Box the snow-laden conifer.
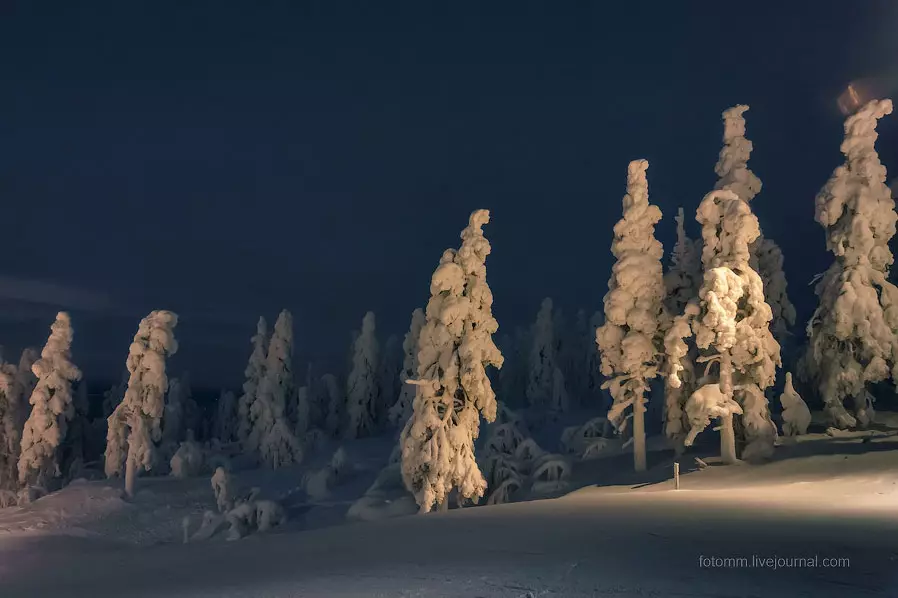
[105,310,178,497]
[237,317,267,452]
[322,373,343,435]
[400,210,504,513]
[595,160,667,472]
[779,372,810,436]
[162,376,186,447]
[0,361,21,491]
[526,298,558,411]
[377,334,402,424]
[804,99,898,428]
[12,348,38,433]
[214,390,237,443]
[18,312,82,488]
[714,104,795,339]
[253,310,302,468]
[389,308,426,426]
[664,188,780,463]
[345,311,380,439]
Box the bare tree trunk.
[124,455,136,498]
[718,352,738,465]
[438,495,448,512]
[632,387,647,472]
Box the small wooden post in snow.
[674,462,680,490]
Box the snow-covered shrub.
[596,160,667,472]
[526,298,558,411]
[19,312,82,489]
[170,439,205,479]
[303,446,350,501]
[252,310,302,469]
[105,310,179,497]
[804,99,898,429]
[560,416,616,460]
[345,311,380,439]
[400,210,504,513]
[346,463,418,522]
[388,308,426,427]
[529,453,571,496]
[211,466,234,513]
[778,372,811,436]
[735,383,778,462]
[237,317,267,452]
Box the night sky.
[2,1,897,389]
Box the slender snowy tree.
[252,310,302,468]
[714,104,796,340]
[105,310,178,497]
[322,373,344,435]
[345,311,380,439]
[12,348,38,433]
[595,160,667,472]
[662,207,702,452]
[377,334,402,424]
[664,188,781,463]
[214,390,237,443]
[0,361,21,491]
[162,376,186,448]
[237,317,267,452]
[400,209,504,513]
[803,99,898,428]
[102,371,128,419]
[18,313,82,488]
[389,308,426,427]
[526,298,558,411]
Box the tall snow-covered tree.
[662,207,702,452]
[664,188,781,463]
[714,104,796,340]
[400,209,504,513]
[162,376,186,448]
[322,373,344,435]
[12,348,38,433]
[237,317,267,452]
[804,99,898,429]
[526,298,558,411]
[595,160,667,472]
[214,390,237,443]
[389,308,426,427]
[18,313,82,488]
[345,311,380,439]
[105,310,178,497]
[252,310,302,468]
[102,371,128,419]
[377,334,402,424]
[0,361,21,491]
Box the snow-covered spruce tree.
[377,334,402,424]
[595,160,667,472]
[713,104,796,340]
[105,310,178,497]
[400,209,504,513]
[804,99,898,429]
[18,313,82,489]
[237,317,267,452]
[214,390,237,443]
[102,372,128,419]
[252,310,302,468]
[12,348,38,433]
[662,207,702,453]
[664,189,781,463]
[526,298,559,411]
[779,372,810,436]
[321,373,343,435]
[345,311,380,439]
[0,361,21,491]
[389,308,426,427]
[162,376,186,448]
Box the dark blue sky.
[2,1,897,388]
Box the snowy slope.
[2,426,898,596]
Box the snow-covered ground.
[2,422,898,597]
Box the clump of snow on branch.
[104,310,178,490]
[389,308,426,426]
[683,383,743,447]
[345,311,380,439]
[237,317,268,453]
[778,372,810,436]
[400,209,504,513]
[804,99,898,429]
[596,159,667,432]
[19,312,82,488]
[253,310,302,468]
[664,207,702,317]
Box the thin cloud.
[0,276,112,312]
